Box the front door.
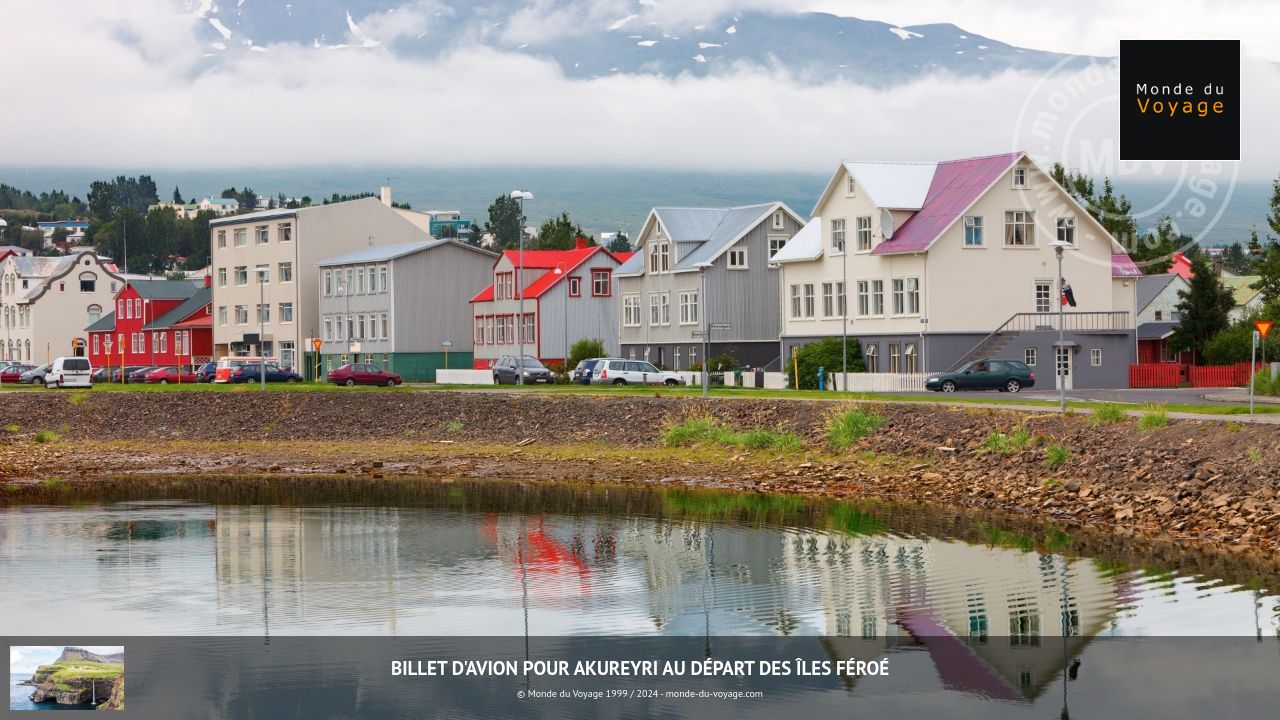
[1055,347,1073,390]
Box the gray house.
[316,239,496,381]
[615,203,805,370]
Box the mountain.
[56,647,125,665]
[180,0,1105,86]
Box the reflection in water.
[1,478,1277,702]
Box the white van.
[46,356,93,388]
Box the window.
[772,210,785,230]
[1025,347,1037,366]
[235,305,248,324]
[727,248,747,269]
[649,240,670,273]
[256,264,269,283]
[856,216,872,252]
[522,314,536,343]
[889,343,901,373]
[278,223,292,242]
[679,290,699,325]
[892,277,920,315]
[1034,281,1053,314]
[280,341,295,368]
[379,265,388,292]
[280,302,294,324]
[474,316,484,344]
[218,267,227,287]
[256,225,269,244]
[355,267,365,294]
[857,281,869,316]
[218,306,228,326]
[622,295,641,327]
[357,314,366,340]
[892,279,906,315]
[325,317,334,341]
[1009,608,1040,646]
[846,175,856,196]
[79,272,96,293]
[380,313,389,340]
[93,335,99,356]
[1005,210,1035,246]
[650,293,661,325]
[367,266,377,294]
[837,281,846,317]
[174,330,184,356]
[87,304,101,324]
[789,284,802,319]
[768,234,788,258]
[346,315,355,341]
[831,218,846,253]
[802,283,815,318]
[592,269,611,296]
[485,316,494,344]
[964,216,983,246]
[504,315,515,344]
[822,282,835,318]
[904,343,918,373]
[659,293,670,325]
[279,262,293,283]
[217,230,227,248]
[871,280,885,315]
[1012,167,1028,188]
[257,303,270,324]
[1091,348,1102,366]
[323,270,333,296]
[1057,216,1076,245]
[865,344,879,373]
[1154,310,1163,321]
[235,266,248,285]
[233,228,246,246]
[117,299,125,318]
[568,276,581,297]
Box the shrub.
[1089,404,1127,425]
[1045,444,1071,469]
[1247,447,1263,463]
[826,408,884,452]
[981,427,1032,454]
[662,415,803,452]
[33,430,60,443]
[789,338,865,390]
[1251,370,1278,397]
[2,424,18,432]
[567,338,606,370]
[705,354,738,372]
[1138,404,1168,431]
[444,419,464,433]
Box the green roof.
[1221,275,1261,306]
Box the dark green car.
[926,359,1036,393]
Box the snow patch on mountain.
[889,27,923,40]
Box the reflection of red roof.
[471,246,620,302]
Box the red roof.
[173,314,212,328]
[1166,252,1194,279]
[471,246,619,302]
[872,152,1022,255]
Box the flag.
[1061,284,1077,307]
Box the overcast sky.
[0,1,1276,178]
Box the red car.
[327,363,403,387]
[145,366,198,384]
[0,364,33,384]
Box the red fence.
[1130,362,1262,388]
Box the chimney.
[1212,254,1223,278]
[574,236,588,250]
[380,186,392,207]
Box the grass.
[3,423,18,432]
[1088,403,1127,425]
[68,392,88,405]
[33,429,60,443]
[1247,447,1263,463]
[444,419,465,433]
[662,415,804,452]
[1044,444,1072,470]
[1138,404,1169,431]
[981,427,1033,454]
[825,407,884,452]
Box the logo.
[1120,40,1240,161]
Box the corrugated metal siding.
[539,279,621,360]
[391,243,495,352]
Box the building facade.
[773,152,1139,389]
[469,239,629,368]
[614,203,805,370]
[86,279,213,371]
[209,196,433,374]
[315,238,496,381]
[0,250,123,363]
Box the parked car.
[195,361,217,383]
[45,356,93,388]
[145,366,197,384]
[125,366,157,383]
[229,362,303,383]
[492,356,554,385]
[106,365,146,383]
[0,364,33,384]
[571,358,609,385]
[90,367,111,383]
[926,359,1035,393]
[591,359,686,386]
[326,363,403,387]
[19,364,49,385]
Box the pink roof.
[1112,252,1143,277]
[871,152,1022,255]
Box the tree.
[1169,254,1235,361]
[87,175,159,220]
[1268,174,1280,239]
[1050,164,1138,249]
[18,228,45,253]
[568,338,605,369]
[1222,242,1251,276]
[1204,304,1280,364]
[607,231,631,253]
[535,212,591,250]
[484,194,525,250]
[236,188,258,213]
[789,338,865,390]
[172,186,184,204]
[1248,226,1264,258]
[1129,217,1193,274]
[1251,241,1280,305]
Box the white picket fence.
[834,372,930,393]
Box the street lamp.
[511,190,533,385]
[257,266,268,392]
[1050,238,1071,414]
[553,261,569,365]
[694,261,712,397]
[144,298,154,368]
[841,228,848,392]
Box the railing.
[949,311,1133,371]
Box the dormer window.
[1012,167,1028,189]
[846,175,856,196]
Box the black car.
[195,361,217,383]
[228,362,303,383]
[571,358,605,385]
[90,367,111,383]
[926,359,1035,393]
[492,356,554,385]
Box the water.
[0,478,1274,638]
[9,682,95,711]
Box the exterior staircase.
[946,311,1131,372]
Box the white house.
[0,250,124,363]
[772,152,1140,389]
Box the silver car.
[20,364,50,384]
[590,359,686,386]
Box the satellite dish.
[880,208,895,240]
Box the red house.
[86,277,214,370]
